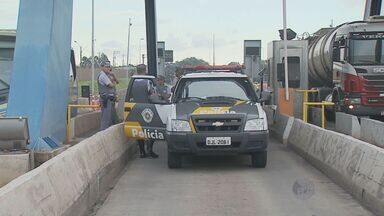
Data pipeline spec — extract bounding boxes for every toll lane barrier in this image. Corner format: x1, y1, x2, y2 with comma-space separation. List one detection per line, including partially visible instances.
0, 151, 33, 187
73, 111, 101, 137
361, 118, 384, 148
335, 112, 361, 139
0, 124, 137, 216
288, 119, 384, 215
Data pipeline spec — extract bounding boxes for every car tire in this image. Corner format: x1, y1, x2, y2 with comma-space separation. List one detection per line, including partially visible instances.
168, 151, 182, 169
251, 151, 267, 168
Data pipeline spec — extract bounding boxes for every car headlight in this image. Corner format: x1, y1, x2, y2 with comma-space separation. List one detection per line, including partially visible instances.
170, 120, 192, 132
244, 119, 265, 131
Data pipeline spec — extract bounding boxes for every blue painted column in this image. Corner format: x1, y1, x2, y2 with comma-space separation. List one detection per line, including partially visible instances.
7, 0, 73, 150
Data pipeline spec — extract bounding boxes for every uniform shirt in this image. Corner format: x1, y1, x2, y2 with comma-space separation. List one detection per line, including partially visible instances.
98, 71, 113, 87
156, 84, 171, 100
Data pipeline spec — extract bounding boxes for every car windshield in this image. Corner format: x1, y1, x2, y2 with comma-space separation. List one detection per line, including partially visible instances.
177, 78, 253, 102
349, 39, 384, 65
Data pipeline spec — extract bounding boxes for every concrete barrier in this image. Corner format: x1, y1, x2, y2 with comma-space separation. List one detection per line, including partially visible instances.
73, 111, 101, 137
288, 119, 384, 215
361, 118, 384, 148
0, 124, 137, 216
335, 112, 361, 139
0, 151, 32, 187
269, 112, 294, 144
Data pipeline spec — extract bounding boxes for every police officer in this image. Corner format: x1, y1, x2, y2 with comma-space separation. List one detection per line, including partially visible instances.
98, 61, 118, 130
132, 64, 159, 159
156, 75, 171, 102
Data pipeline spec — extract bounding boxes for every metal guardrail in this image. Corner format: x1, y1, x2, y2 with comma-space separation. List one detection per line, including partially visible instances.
303, 102, 334, 128
66, 104, 100, 143
296, 89, 334, 128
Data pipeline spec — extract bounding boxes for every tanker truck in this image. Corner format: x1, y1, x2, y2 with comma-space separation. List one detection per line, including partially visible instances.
307, 17, 384, 116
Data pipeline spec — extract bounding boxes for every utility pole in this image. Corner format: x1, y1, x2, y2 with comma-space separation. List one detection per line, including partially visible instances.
142, 54, 145, 64
282, 0, 290, 101
91, 0, 95, 95
213, 34, 216, 67
74, 41, 83, 65
145, 0, 158, 76
113, 51, 119, 67
139, 38, 144, 64
127, 18, 132, 67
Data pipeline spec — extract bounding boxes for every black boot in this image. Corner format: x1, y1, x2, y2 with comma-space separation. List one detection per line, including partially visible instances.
146, 140, 159, 159
138, 140, 147, 158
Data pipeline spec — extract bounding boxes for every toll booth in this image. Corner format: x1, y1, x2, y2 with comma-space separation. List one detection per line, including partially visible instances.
267, 40, 308, 118
165, 50, 174, 63
157, 41, 165, 77
244, 40, 261, 82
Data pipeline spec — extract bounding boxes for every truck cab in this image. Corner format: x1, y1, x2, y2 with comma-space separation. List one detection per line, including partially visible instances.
124, 72, 269, 168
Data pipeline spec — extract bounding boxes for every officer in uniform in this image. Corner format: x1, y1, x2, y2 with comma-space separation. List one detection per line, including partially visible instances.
98, 61, 118, 130
131, 64, 159, 158
156, 75, 171, 102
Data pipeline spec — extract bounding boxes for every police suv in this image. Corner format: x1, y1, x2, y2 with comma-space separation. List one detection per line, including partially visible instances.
124, 72, 269, 168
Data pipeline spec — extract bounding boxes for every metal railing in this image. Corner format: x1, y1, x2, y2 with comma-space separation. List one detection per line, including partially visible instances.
66, 104, 100, 143
296, 89, 334, 128
303, 102, 334, 128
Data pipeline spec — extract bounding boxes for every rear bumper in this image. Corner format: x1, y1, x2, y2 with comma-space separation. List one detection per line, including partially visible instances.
166, 131, 268, 155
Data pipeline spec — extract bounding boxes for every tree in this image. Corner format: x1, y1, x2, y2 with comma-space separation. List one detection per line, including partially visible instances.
79, 53, 110, 68
175, 57, 209, 67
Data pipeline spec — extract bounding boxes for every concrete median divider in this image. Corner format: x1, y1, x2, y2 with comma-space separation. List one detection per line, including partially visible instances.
0, 124, 137, 216
288, 119, 384, 215
361, 118, 384, 148
269, 112, 294, 145
73, 111, 101, 137
335, 112, 361, 139
0, 151, 33, 187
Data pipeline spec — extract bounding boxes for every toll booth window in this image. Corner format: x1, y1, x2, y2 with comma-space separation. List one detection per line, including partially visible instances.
245, 47, 260, 56
277, 57, 301, 88
126, 79, 155, 103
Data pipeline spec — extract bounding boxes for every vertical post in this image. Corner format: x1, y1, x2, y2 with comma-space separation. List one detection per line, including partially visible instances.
321, 105, 326, 128
303, 103, 308, 123
145, 0, 158, 76
213, 34, 216, 67
66, 106, 71, 144
303, 91, 308, 120
91, 0, 95, 95
127, 18, 132, 68
282, 0, 290, 100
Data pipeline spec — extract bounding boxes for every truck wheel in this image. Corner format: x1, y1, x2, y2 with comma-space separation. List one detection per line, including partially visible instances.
251, 151, 267, 168
168, 151, 182, 169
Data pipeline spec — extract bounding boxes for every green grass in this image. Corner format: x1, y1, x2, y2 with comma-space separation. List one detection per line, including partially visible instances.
77, 78, 130, 96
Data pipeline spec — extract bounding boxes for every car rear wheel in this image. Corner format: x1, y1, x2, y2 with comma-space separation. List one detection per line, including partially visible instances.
251, 151, 267, 168
168, 151, 182, 169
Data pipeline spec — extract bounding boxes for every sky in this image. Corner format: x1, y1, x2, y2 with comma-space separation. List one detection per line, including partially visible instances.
0, 0, 368, 65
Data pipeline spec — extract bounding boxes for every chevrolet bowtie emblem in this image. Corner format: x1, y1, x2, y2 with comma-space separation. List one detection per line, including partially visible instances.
212, 121, 224, 127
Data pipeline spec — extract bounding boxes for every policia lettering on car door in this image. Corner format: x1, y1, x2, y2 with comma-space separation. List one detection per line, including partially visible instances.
124, 77, 169, 140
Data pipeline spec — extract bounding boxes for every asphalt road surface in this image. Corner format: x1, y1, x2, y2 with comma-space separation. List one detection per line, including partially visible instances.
95, 138, 372, 216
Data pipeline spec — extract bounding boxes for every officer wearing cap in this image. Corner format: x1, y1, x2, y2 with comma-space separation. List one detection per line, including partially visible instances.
98, 61, 118, 130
